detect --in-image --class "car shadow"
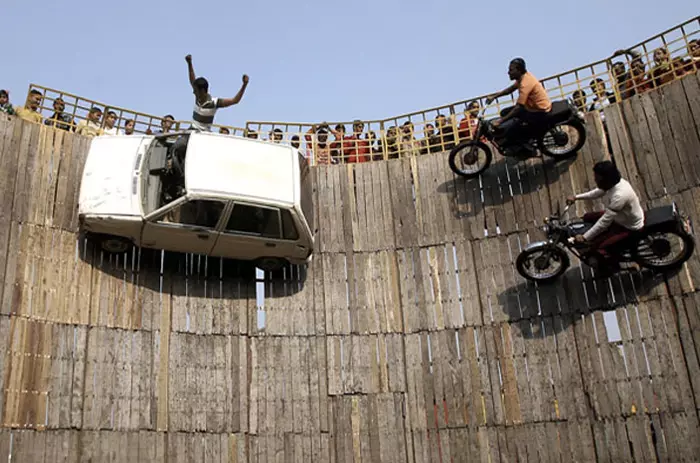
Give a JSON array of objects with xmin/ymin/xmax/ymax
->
[
  {"xmin": 497, "ymin": 265, "xmax": 680, "ymax": 339},
  {"xmin": 437, "ymin": 154, "xmax": 576, "ymax": 219},
  {"xmin": 77, "ymin": 234, "xmax": 308, "ymax": 297}
]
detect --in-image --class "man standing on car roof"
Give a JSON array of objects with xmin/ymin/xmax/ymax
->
[
  {"xmin": 170, "ymin": 55, "xmax": 250, "ymax": 176},
  {"xmin": 185, "ymin": 54, "xmax": 249, "ymax": 131}
]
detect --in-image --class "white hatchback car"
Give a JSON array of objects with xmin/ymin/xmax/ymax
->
[{"xmin": 78, "ymin": 131, "xmax": 314, "ymax": 271}]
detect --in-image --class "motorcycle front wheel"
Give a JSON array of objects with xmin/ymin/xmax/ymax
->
[
  {"xmin": 632, "ymin": 229, "xmax": 695, "ymax": 271},
  {"xmin": 448, "ymin": 141, "xmax": 492, "ymax": 178},
  {"xmin": 538, "ymin": 119, "xmax": 586, "ymax": 160},
  {"xmin": 516, "ymin": 244, "xmax": 570, "ymax": 283}
]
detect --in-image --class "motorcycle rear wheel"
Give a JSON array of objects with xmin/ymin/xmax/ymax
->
[
  {"xmin": 516, "ymin": 245, "xmax": 570, "ymax": 283},
  {"xmin": 538, "ymin": 119, "xmax": 586, "ymax": 160},
  {"xmin": 632, "ymin": 229, "xmax": 695, "ymax": 271}
]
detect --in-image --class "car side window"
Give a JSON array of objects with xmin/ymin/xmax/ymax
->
[
  {"xmin": 158, "ymin": 199, "xmax": 226, "ymax": 229},
  {"xmin": 225, "ymin": 204, "xmax": 281, "ymax": 238},
  {"xmin": 281, "ymin": 209, "xmax": 299, "ymax": 240}
]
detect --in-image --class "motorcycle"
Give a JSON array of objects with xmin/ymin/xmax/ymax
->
[
  {"xmin": 448, "ymin": 99, "xmax": 587, "ymax": 178},
  {"xmin": 516, "ymin": 201, "xmax": 695, "ymax": 283}
]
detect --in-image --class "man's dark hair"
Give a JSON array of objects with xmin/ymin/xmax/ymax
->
[
  {"xmin": 510, "ymin": 58, "xmax": 527, "ymax": 72},
  {"xmin": 164, "ymin": 114, "xmax": 174, "ymax": 120},
  {"xmin": 593, "ymin": 160, "xmax": 621, "ymax": 188},
  {"xmin": 291, "ymin": 135, "xmax": 300, "ymax": 141},
  {"xmin": 193, "ymin": 77, "xmax": 209, "ymax": 92},
  {"xmin": 107, "ymin": 110, "xmax": 117, "ymax": 117},
  {"xmin": 90, "ymin": 106, "xmax": 102, "ymax": 114},
  {"xmin": 30, "ymin": 89, "xmax": 42, "ymax": 97},
  {"xmin": 1, "ymin": 89, "xmax": 9, "ymax": 98}
]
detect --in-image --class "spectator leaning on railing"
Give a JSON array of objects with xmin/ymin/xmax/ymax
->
[
  {"xmin": 44, "ymin": 97, "xmax": 74, "ymax": 131},
  {"xmin": 689, "ymin": 39, "xmax": 700, "ymax": 64},
  {"xmin": 123, "ymin": 119, "xmax": 136, "ymax": 135},
  {"xmin": 75, "ymin": 107, "xmax": 104, "ymax": 137},
  {"xmin": 154, "ymin": 114, "xmax": 175, "ymax": 134},
  {"xmin": 102, "ymin": 110, "xmax": 121, "ymax": 135},
  {"xmin": 305, "ymin": 124, "xmax": 334, "ymax": 165},
  {"xmin": 15, "ymin": 89, "xmax": 43, "ymax": 124},
  {"xmin": 0, "ymin": 90, "xmax": 15, "ymax": 116}
]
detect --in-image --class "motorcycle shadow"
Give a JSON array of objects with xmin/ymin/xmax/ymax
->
[
  {"xmin": 497, "ymin": 264, "xmax": 680, "ymax": 339},
  {"xmin": 78, "ymin": 237, "xmax": 308, "ymax": 297},
  {"xmin": 437, "ymin": 154, "xmax": 577, "ymax": 219}
]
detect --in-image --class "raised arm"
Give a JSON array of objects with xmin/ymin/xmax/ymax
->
[
  {"xmin": 185, "ymin": 54, "xmax": 196, "ymax": 87},
  {"xmin": 217, "ymin": 75, "xmax": 250, "ymax": 108},
  {"xmin": 611, "ymin": 48, "xmax": 641, "ymax": 61}
]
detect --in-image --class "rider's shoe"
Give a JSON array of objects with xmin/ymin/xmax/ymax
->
[{"xmin": 620, "ymin": 262, "xmax": 641, "ymax": 273}]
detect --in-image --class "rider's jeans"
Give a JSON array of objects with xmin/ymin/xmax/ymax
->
[{"xmin": 583, "ymin": 211, "xmax": 633, "ymax": 257}]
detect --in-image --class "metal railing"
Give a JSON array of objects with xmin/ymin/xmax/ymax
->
[
  {"xmin": 16, "ymin": 16, "xmax": 700, "ymax": 163},
  {"xmin": 20, "ymin": 84, "xmax": 247, "ymax": 137},
  {"xmin": 245, "ymin": 16, "xmax": 699, "ymax": 165}
]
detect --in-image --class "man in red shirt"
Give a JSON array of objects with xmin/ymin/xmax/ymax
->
[{"xmin": 330, "ymin": 120, "xmax": 370, "ymax": 163}]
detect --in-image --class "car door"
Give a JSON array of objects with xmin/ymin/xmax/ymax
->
[
  {"xmin": 141, "ymin": 197, "xmax": 228, "ymax": 256},
  {"xmin": 211, "ymin": 202, "xmax": 303, "ymax": 262}
]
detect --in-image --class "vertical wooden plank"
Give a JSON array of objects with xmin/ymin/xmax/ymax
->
[
  {"xmin": 156, "ymin": 281, "xmax": 171, "ymax": 431},
  {"xmin": 603, "ymin": 103, "xmax": 648, "ymax": 202},
  {"xmin": 0, "ymin": 119, "xmax": 20, "ymax": 308},
  {"xmin": 648, "ymin": 87, "xmax": 690, "ymax": 193},
  {"xmin": 638, "ymin": 93, "xmax": 678, "ymax": 193},
  {"xmin": 387, "ymin": 158, "xmax": 419, "ymax": 249},
  {"xmin": 620, "ymin": 97, "xmax": 666, "ymax": 199}
]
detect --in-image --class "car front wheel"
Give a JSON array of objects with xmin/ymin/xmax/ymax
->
[{"xmin": 95, "ymin": 234, "xmax": 132, "ymax": 254}]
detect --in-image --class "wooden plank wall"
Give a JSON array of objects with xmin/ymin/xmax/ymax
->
[{"xmin": 0, "ymin": 71, "xmax": 698, "ymax": 462}]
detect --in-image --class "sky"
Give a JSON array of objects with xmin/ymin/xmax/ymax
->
[{"xmin": 2, "ymin": 1, "xmax": 698, "ymax": 129}]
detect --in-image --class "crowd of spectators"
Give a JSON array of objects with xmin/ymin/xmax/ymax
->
[
  {"xmin": 276, "ymin": 40, "xmax": 700, "ymax": 165},
  {"xmin": 1, "ymin": 36, "xmax": 698, "ymax": 167},
  {"xmin": 0, "ymin": 88, "xmax": 180, "ymax": 138}
]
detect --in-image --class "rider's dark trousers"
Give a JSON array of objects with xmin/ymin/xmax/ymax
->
[
  {"xmin": 583, "ymin": 211, "xmax": 634, "ymax": 257},
  {"xmin": 498, "ymin": 106, "xmax": 550, "ymax": 145}
]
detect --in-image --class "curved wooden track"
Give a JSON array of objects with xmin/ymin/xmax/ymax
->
[{"xmin": 0, "ymin": 74, "xmax": 699, "ymax": 462}]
